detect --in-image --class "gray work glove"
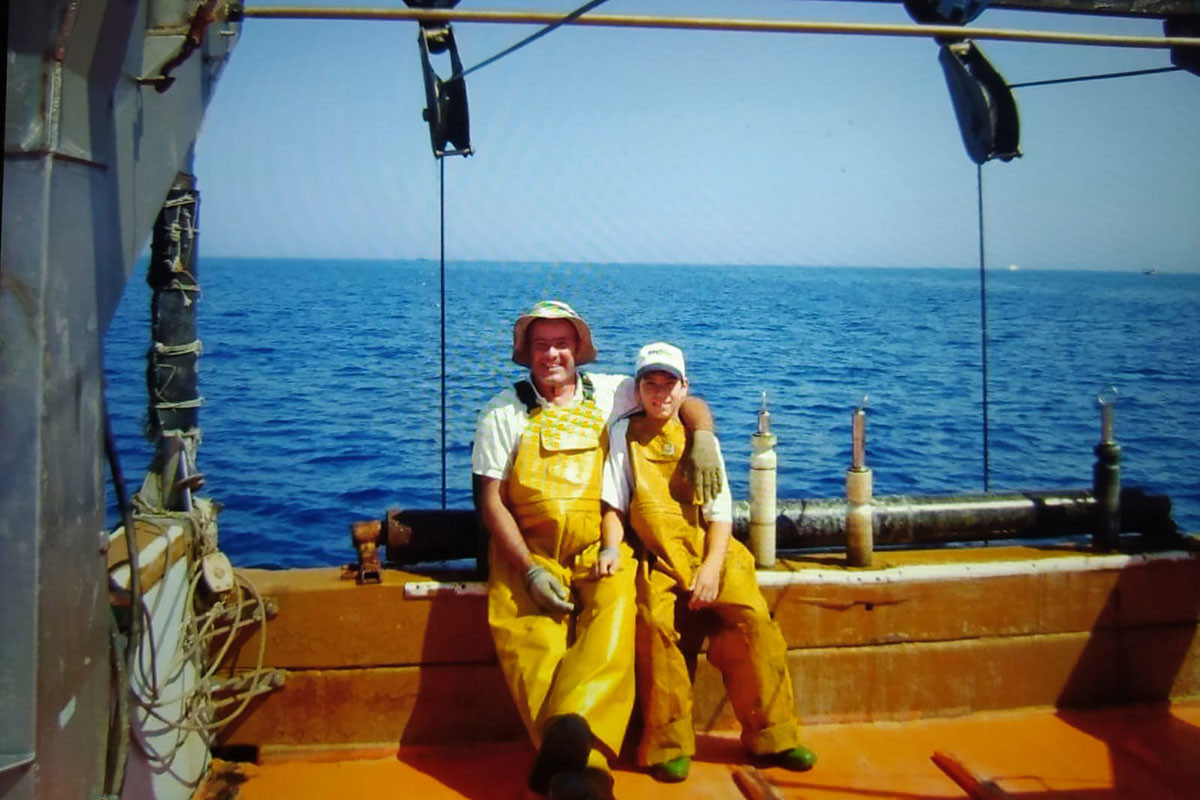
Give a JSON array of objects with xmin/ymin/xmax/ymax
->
[
  {"xmin": 524, "ymin": 565, "xmax": 575, "ymax": 614},
  {"xmin": 688, "ymin": 429, "xmax": 724, "ymax": 504}
]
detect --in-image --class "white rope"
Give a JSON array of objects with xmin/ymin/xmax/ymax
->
[
  {"xmin": 153, "ymin": 397, "xmax": 205, "ymax": 411},
  {"xmin": 154, "ymin": 339, "xmax": 204, "ymax": 358},
  {"xmin": 130, "ymin": 566, "xmax": 277, "ymax": 743}
]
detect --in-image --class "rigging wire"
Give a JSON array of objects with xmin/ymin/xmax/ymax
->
[
  {"xmin": 440, "ymin": 157, "xmax": 448, "ymax": 510},
  {"xmin": 1009, "ymin": 65, "xmax": 1183, "ymax": 89},
  {"xmin": 242, "ymin": 6, "xmax": 1200, "ymax": 51},
  {"xmin": 977, "ymin": 164, "xmax": 991, "ymax": 494},
  {"xmin": 102, "ymin": 396, "xmax": 140, "ymax": 799},
  {"xmin": 455, "ymin": 0, "xmax": 611, "ymax": 80}
]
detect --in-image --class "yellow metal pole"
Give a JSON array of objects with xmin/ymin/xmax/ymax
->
[{"xmin": 240, "ymin": 6, "xmax": 1200, "ymax": 50}]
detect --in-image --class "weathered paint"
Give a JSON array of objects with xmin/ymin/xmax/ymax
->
[
  {"xmin": 203, "ymin": 701, "xmax": 1200, "ymax": 800},
  {"xmin": 214, "ymin": 545, "xmax": 1200, "ymax": 752}
]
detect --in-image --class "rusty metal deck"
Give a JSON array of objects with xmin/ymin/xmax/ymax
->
[{"xmin": 202, "ymin": 699, "xmax": 1200, "ymax": 799}]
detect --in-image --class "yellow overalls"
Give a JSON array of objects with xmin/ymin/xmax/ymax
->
[
  {"xmin": 626, "ymin": 415, "xmax": 799, "ymax": 766},
  {"xmin": 487, "ymin": 386, "xmax": 636, "ymax": 761}
]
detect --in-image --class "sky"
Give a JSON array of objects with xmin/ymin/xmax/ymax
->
[{"xmin": 193, "ymin": 0, "xmax": 1200, "ymax": 270}]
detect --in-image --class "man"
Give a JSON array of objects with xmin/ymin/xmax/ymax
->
[
  {"xmin": 601, "ymin": 342, "xmax": 816, "ymax": 783},
  {"xmin": 472, "ymin": 301, "xmax": 721, "ymax": 799}
]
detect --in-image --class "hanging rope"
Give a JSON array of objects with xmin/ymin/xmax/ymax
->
[
  {"xmin": 454, "ymin": 0, "xmax": 611, "ymax": 80},
  {"xmin": 243, "ymin": 6, "xmax": 1200, "ymax": 51},
  {"xmin": 1009, "ymin": 65, "xmax": 1183, "ymax": 89},
  {"xmin": 439, "ymin": 157, "xmax": 448, "ymax": 510},
  {"xmin": 977, "ymin": 164, "xmax": 991, "ymax": 493}
]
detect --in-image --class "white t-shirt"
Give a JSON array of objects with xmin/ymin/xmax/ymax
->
[
  {"xmin": 602, "ymin": 416, "xmax": 733, "ymax": 524},
  {"xmin": 471, "ymin": 371, "xmax": 637, "ymax": 481}
]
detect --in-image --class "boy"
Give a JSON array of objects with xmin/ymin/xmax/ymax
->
[{"xmin": 597, "ymin": 342, "xmax": 817, "ymax": 783}]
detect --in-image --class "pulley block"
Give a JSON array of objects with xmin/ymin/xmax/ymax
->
[
  {"xmin": 406, "ymin": 0, "xmax": 472, "ymax": 157},
  {"xmin": 1165, "ymin": 16, "xmax": 1200, "ymax": 77},
  {"xmin": 903, "ymin": 0, "xmax": 990, "ymax": 26},
  {"xmin": 938, "ymin": 41, "xmax": 1020, "ymax": 165}
]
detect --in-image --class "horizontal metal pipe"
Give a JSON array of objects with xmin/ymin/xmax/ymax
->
[
  {"xmin": 752, "ymin": 487, "xmax": 1174, "ymax": 549},
  {"xmin": 240, "ymin": 8, "xmax": 1200, "ymax": 50},
  {"xmin": 372, "ymin": 487, "xmax": 1175, "ymax": 566}
]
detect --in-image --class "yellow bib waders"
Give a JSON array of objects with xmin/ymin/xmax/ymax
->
[
  {"xmin": 487, "ymin": 393, "xmax": 636, "ymax": 761},
  {"xmin": 627, "ymin": 415, "xmax": 799, "ymax": 766}
]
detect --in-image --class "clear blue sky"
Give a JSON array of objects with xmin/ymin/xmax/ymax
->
[{"xmin": 195, "ymin": 1, "xmax": 1200, "ymax": 270}]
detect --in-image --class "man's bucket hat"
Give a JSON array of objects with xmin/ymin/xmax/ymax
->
[{"xmin": 511, "ymin": 300, "xmax": 597, "ymax": 367}]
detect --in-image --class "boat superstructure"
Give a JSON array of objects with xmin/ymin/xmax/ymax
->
[{"xmin": 3, "ymin": 3, "xmax": 239, "ymax": 797}]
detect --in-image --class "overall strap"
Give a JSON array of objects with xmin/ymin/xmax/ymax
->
[
  {"xmin": 513, "ymin": 380, "xmax": 539, "ymax": 414},
  {"xmin": 514, "ymin": 373, "xmax": 595, "ymax": 414}
]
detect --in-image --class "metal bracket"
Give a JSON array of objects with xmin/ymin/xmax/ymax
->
[
  {"xmin": 1166, "ymin": 16, "xmax": 1200, "ymax": 77},
  {"xmin": 143, "ymin": 0, "xmax": 223, "ymax": 93}
]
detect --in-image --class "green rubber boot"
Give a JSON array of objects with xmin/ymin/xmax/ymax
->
[
  {"xmin": 649, "ymin": 755, "xmax": 691, "ymax": 783},
  {"xmin": 773, "ymin": 745, "xmax": 817, "ymax": 771}
]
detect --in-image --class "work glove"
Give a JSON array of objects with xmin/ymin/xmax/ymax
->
[
  {"xmin": 524, "ymin": 565, "xmax": 575, "ymax": 614},
  {"xmin": 688, "ymin": 429, "xmax": 724, "ymax": 504}
]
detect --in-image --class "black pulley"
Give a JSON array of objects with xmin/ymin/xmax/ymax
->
[
  {"xmin": 903, "ymin": 0, "xmax": 990, "ymax": 26},
  {"xmin": 1165, "ymin": 16, "xmax": 1200, "ymax": 77},
  {"xmin": 408, "ymin": 0, "xmax": 472, "ymax": 157},
  {"xmin": 938, "ymin": 41, "xmax": 1020, "ymax": 165}
]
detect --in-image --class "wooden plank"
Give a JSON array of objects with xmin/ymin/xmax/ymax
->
[
  {"xmin": 732, "ymin": 766, "xmax": 785, "ymax": 800},
  {"xmin": 931, "ymin": 751, "xmax": 1013, "ymax": 800},
  {"xmin": 108, "ymin": 519, "xmax": 189, "ymax": 595}
]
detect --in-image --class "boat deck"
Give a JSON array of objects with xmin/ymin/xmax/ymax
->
[{"xmin": 202, "ymin": 699, "xmax": 1200, "ymax": 799}]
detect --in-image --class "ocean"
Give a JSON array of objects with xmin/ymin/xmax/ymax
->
[{"xmin": 104, "ymin": 259, "xmax": 1200, "ymax": 568}]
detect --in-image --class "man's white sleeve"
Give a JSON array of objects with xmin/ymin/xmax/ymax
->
[
  {"xmin": 702, "ymin": 437, "xmax": 733, "ymax": 523},
  {"xmin": 610, "ymin": 375, "xmax": 638, "ymax": 418},
  {"xmin": 601, "ymin": 418, "xmax": 632, "ymax": 512},
  {"xmin": 472, "ymin": 392, "xmax": 521, "ymax": 480},
  {"xmin": 586, "ymin": 372, "xmax": 639, "ymax": 423}
]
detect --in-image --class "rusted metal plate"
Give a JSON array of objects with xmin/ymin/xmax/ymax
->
[
  {"xmin": 222, "ymin": 550, "xmax": 1200, "ymax": 669},
  {"xmin": 215, "ymin": 663, "xmax": 525, "ymax": 749}
]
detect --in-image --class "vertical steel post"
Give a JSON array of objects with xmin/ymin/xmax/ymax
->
[
  {"xmin": 846, "ymin": 401, "xmax": 875, "ymax": 567},
  {"xmin": 1092, "ymin": 389, "xmax": 1121, "ymax": 551},
  {"xmin": 147, "ymin": 173, "xmax": 203, "ymax": 511},
  {"xmin": 749, "ymin": 392, "xmax": 778, "ymax": 568}
]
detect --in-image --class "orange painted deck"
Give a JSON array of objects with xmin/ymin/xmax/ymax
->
[{"xmin": 203, "ymin": 700, "xmax": 1200, "ymax": 799}]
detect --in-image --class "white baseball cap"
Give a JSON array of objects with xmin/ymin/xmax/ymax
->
[{"xmin": 635, "ymin": 341, "xmax": 686, "ymax": 381}]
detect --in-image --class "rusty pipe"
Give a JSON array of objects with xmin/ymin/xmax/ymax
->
[{"xmin": 362, "ymin": 488, "xmax": 1175, "ymax": 566}]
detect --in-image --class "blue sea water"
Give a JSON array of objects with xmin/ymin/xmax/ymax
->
[{"xmin": 104, "ymin": 259, "xmax": 1200, "ymax": 568}]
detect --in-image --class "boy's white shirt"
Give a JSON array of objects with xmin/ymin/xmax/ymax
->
[{"xmin": 602, "ymin": 416, "xmax": 733, "ymax": 523}]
